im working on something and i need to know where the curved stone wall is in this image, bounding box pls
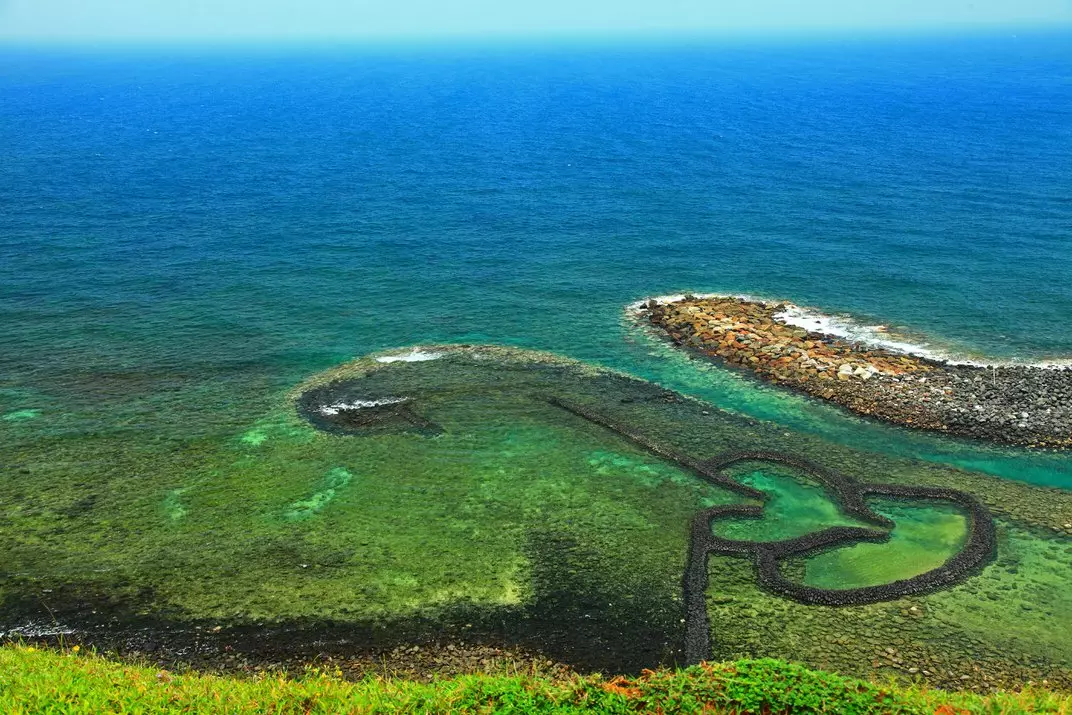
[546,398,997,665]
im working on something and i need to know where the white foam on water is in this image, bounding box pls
[631,292,1072,369]
[627,292,759,313]
[375,349,444,363]
[319,397,409,416]
[772,303,959,363]
[0,622,76,638]
[773,304,1072,369]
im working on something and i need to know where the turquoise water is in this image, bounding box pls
[2,33,1071,490]
[2,35,1072,679]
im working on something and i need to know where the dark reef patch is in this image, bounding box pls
[1,528,684,676]
[296,385,442,436]
[522,527,684,672]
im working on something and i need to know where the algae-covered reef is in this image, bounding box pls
[640,295,1072,448]
[2,345,1071,691]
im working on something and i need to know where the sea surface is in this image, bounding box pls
[3,31,1072,489]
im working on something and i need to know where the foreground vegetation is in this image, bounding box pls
[0,645,1069,714]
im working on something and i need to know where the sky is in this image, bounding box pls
[1,0,1070,43]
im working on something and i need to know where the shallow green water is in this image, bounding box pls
[712,467,866,543]
[5,346,1068,685]
[799,500,968,590]
[709,467,971,588]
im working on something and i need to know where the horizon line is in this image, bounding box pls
[2,21,1070,51]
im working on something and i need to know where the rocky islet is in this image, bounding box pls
[641,295,1072,449]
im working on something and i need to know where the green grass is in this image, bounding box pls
[1,645,1068,714]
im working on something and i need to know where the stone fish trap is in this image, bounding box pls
[295,379,995,667]
[546,398,997,665]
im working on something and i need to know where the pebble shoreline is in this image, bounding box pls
[641,296,1072,449]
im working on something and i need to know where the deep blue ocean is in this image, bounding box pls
[2,31,1072,487]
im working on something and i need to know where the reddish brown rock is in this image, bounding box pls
[640,295,1072,450]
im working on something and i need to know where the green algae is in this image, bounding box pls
[798,500,968,589]
[163,487,192,521]
[240,429,268,446]
[284,467,354,520]
[926,521,1072,662]
[710,466,864,542]
[1,345,1070,686]
[585,451,736,507]
[1,409,39,422]
[240,418,317,448]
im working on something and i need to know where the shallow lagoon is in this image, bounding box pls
[3,345,1069,688]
